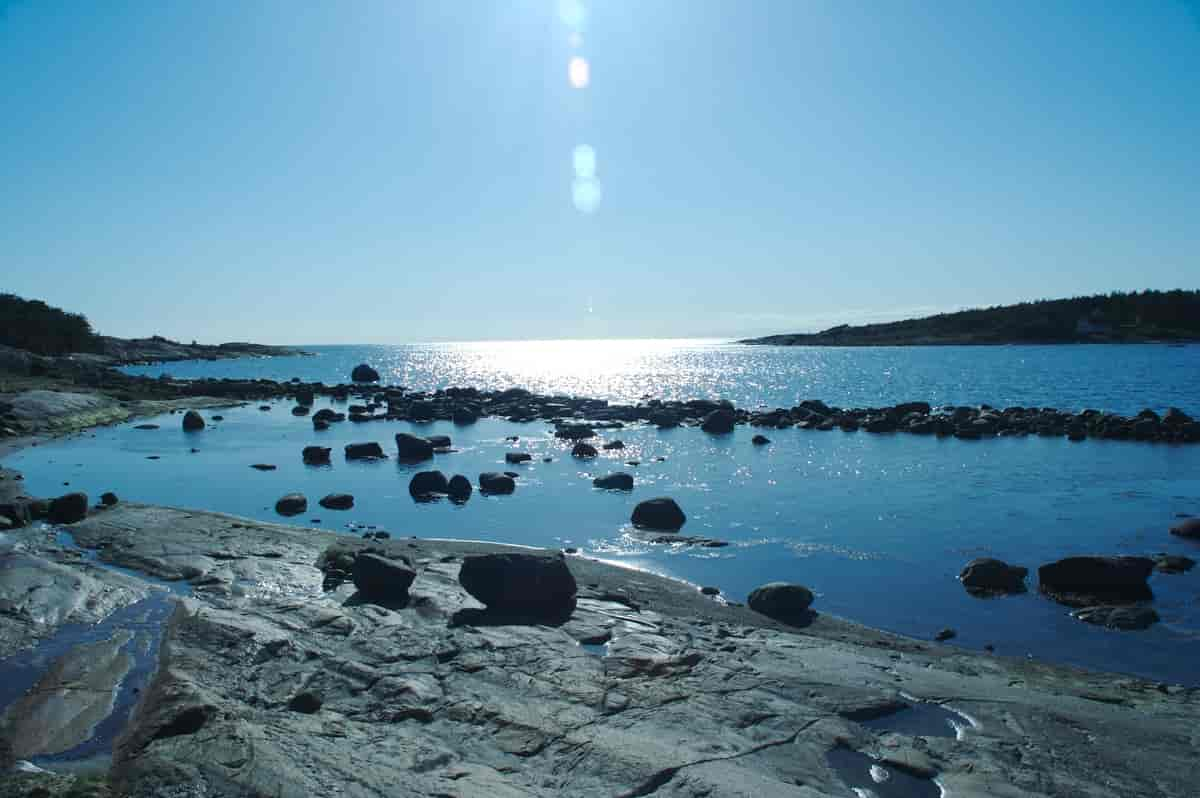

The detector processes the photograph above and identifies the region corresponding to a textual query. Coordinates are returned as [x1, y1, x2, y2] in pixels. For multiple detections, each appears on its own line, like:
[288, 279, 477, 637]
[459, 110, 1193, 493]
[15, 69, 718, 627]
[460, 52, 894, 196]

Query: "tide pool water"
[10, 388, 1200, 685]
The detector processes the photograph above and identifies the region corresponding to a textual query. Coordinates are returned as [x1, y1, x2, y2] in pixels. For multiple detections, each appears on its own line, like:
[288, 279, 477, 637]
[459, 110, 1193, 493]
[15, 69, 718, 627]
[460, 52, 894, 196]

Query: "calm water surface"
[10, 341, 1199, 685]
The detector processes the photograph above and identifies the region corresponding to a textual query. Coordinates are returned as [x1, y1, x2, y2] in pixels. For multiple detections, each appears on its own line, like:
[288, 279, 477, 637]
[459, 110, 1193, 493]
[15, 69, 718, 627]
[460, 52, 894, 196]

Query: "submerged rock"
[631, 497, 686, 530]
[555, 424, 595, 441]
[1071, 605, 1160, 631]
[395, 432, 434, 461]
[479, 472, 515, 495]
[747, 582, 814, 625]
[458, 552, 576, 615]
[274, 493, 307, 517]
[181, 410, 205, 431]
[353, 552, 416, 603]
[959, 558, 1028, 595]
[1154, 554, 1196, 574]
[571, 442, 598, 458]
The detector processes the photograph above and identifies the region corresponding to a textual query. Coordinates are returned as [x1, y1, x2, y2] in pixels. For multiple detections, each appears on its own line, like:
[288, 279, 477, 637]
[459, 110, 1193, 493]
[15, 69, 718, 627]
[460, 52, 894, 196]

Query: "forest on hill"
[0, 293, 102, 356]
[740, 290, 1200, 346]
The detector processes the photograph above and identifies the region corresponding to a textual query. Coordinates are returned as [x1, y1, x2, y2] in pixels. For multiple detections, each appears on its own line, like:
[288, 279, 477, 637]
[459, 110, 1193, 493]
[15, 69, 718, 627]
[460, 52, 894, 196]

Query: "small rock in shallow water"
[275, 493, 307, 517]
[344, 441, 385, 460]
[395, 432, 434, 461]
[959, 557, 1028, 595]
[593, 472, 634, 490]
[1153, 554, 1195, 574]
[319, 493, 354, 510]
[1169, 518, 1200, 539]
[409, 471, 450, 500]
[752, 434, 771, 445]
[302, 446, 331, 465]
[182, 410, 205, 431]
[100, 491, 118, 507]
[935, 628, 957, 641]
[631, 497, 686, 530]
[571, 442, 598, 458]
[447, 475, 472, 502]
[505, 452, 532, 464]
[250, 463, 277, 471]
[479, 472, 515, 495]
[700, 586, 720, 596]
[351, 363, 381, 383]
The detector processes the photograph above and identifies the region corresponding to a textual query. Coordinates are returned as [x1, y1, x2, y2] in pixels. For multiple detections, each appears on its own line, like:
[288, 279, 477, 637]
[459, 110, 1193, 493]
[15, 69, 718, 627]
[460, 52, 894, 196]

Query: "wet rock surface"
[959, 558, 1028, 596]
[0, 504, 1194, 796]
[631, 497, 686, 530]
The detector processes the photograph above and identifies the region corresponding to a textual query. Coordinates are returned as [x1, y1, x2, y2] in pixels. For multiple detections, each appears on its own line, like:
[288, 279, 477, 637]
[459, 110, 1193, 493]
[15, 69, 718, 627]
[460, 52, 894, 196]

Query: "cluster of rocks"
[958, 551, 1196, 631]
[1, 489, 121, 530]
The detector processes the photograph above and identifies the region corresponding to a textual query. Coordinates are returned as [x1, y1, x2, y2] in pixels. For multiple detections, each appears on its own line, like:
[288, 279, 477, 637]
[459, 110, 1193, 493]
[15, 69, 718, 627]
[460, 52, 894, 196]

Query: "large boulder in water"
[48, 492, 89, 524]
[275, 493, 308, 517]
[631, 497, 686, 530]
[1038, 556, 1155, 606]
[409, 471, 449, 500]
[479, 472, 515, 495]
[182, 410, 205, 431]
[458, 552, 577, 615]
[318, 493, 354, 510]
[571, 442, 598, 458]
[594, 472, 634, 490]
[447, 474, 472, 503]
[395, 432, 434, 461]
[302, 446, 331, 465]
[959, 558, 1028, 595]
[353, 552, 415, 603]
[351, 364, 380, 383]
[1170, 518, 1200, 539]
[701, 408, 736, 434]
[344, 442, 385, 460]
[747, 582, 815, 625]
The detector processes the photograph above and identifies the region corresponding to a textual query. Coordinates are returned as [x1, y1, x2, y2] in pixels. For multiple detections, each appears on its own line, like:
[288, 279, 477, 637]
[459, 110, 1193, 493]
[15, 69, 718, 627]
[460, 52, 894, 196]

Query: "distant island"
[739, 290, 1200, 346]
[0, 292, 308, 365]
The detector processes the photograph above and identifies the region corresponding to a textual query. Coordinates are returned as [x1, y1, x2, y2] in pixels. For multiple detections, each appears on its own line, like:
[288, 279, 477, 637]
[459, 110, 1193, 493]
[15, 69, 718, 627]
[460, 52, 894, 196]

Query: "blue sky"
[2, 0, 1197, 343]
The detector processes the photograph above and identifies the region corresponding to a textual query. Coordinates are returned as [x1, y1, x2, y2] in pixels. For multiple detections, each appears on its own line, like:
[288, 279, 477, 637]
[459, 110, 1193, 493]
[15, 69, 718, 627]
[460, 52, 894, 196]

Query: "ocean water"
[9, 341, 1200, 686]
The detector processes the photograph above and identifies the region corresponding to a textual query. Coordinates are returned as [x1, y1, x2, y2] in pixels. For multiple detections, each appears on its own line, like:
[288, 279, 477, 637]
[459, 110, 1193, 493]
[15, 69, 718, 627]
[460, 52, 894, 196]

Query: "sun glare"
[568, 56, 590, 89]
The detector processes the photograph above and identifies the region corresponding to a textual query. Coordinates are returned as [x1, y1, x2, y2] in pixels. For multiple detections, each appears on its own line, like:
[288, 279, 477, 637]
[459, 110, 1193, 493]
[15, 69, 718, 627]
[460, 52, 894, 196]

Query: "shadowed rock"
[353, 552, 415, 604]
[427, 435, 451, 449]
[344, 442, 385, 460]
[181, 410, 205, 431]
[1071, 605, 1160, 631]
[1038, 556, 1155, 606]
[505, 452, 532, 464]
[458, 552, 577, 618]
[409, 471, 450, 501]
[479, 472, 515, 495]
[631, 497, 686, 530]
[594, 473, 634, 490]
[319, 493, 354, 510]
[1154, 554, 1196, 574]
[751, 434, 771, 445]
[302, 446, 331, 465]
[1170, 518, 1200, 539]
[395, 432, 434, 461]
[274, 493, 307, 517]
[48, 492, 88, 524]
[701, 408, 736, 434]
[555, 424, 595, 440]
[447, 475, 472, 503]
[572, 442, 598, 458]
[351, 363, 380, 383]
[747, 582, 815, 627]
[959, 558, 1028, 596]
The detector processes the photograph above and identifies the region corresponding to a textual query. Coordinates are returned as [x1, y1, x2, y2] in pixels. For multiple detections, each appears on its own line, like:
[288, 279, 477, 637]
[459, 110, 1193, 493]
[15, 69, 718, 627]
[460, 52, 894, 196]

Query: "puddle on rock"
[857, 698, 969, 739]
[826, 747, 941, 798]
[0, 529, 190, 766]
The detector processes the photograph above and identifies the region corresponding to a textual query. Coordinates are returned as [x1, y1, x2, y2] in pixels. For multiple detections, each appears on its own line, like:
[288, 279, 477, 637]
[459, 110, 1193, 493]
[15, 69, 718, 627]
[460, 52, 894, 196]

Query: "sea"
[9, 340, 1200, 685]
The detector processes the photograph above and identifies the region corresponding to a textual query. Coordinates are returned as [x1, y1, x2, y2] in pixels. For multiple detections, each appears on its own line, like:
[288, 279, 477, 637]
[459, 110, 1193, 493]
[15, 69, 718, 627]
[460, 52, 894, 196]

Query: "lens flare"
[568, 56, 590, 89]
[572, 177, 602, 214]
[572, 144, 596, 179]
[558, 0, 587, 30]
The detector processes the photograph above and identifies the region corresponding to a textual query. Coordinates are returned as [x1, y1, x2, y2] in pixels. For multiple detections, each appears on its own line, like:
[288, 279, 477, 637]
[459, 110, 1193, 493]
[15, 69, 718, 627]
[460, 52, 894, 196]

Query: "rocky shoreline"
[2, 499, 1198, 797]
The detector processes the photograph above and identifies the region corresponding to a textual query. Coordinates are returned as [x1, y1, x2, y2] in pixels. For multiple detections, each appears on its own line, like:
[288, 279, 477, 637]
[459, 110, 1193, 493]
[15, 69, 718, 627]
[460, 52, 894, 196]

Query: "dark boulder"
[1071, 605, 1160, 631]
[701, 408, 736, 434]
[313, 419, 330, 431]
[479, 472, 516, 495]
[302, 446, 332, 465]
[594, 472, 634, 490]
[294, 390, 315, 406]
[275, 493, 308, 517]
[1154, 554, 1195, 574]
[100, 491, 119, 507]
[1170, 518, 1200, 539]
[351, 364, 381, 383]
[182, 410, 205, 431]
[250, 464, 277, 471]
[458, 552, 577, 615]
[353, 552, 416, 603]
[751, 434, 770, 446]
[288, 691, 323, 714]
[447, 474, 473, 502]
[427, 435, 452, 449]
[505, 452, 532, 464]
[747, 582, 815, 625]
[452, 406, 479, 425]
[602, 440, 625, 450]
[409, 401, 436, 422]
[571, 442, 598, 458]
[318, 493, 354, 510]
[1038, 556, 1155, 605]
[555, 424, 595, 441]
[344, 442, 385, 460]
[409, 471, 450, 500]
[959, 558, 1028, 595]
[313, 408, 342, 423]
[631, 497, 686, 530]
[648, 410, 679, 428]
[48, 492, 89, 524]
[395, 432, 434, 461]
[291, 405, 310, 416]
